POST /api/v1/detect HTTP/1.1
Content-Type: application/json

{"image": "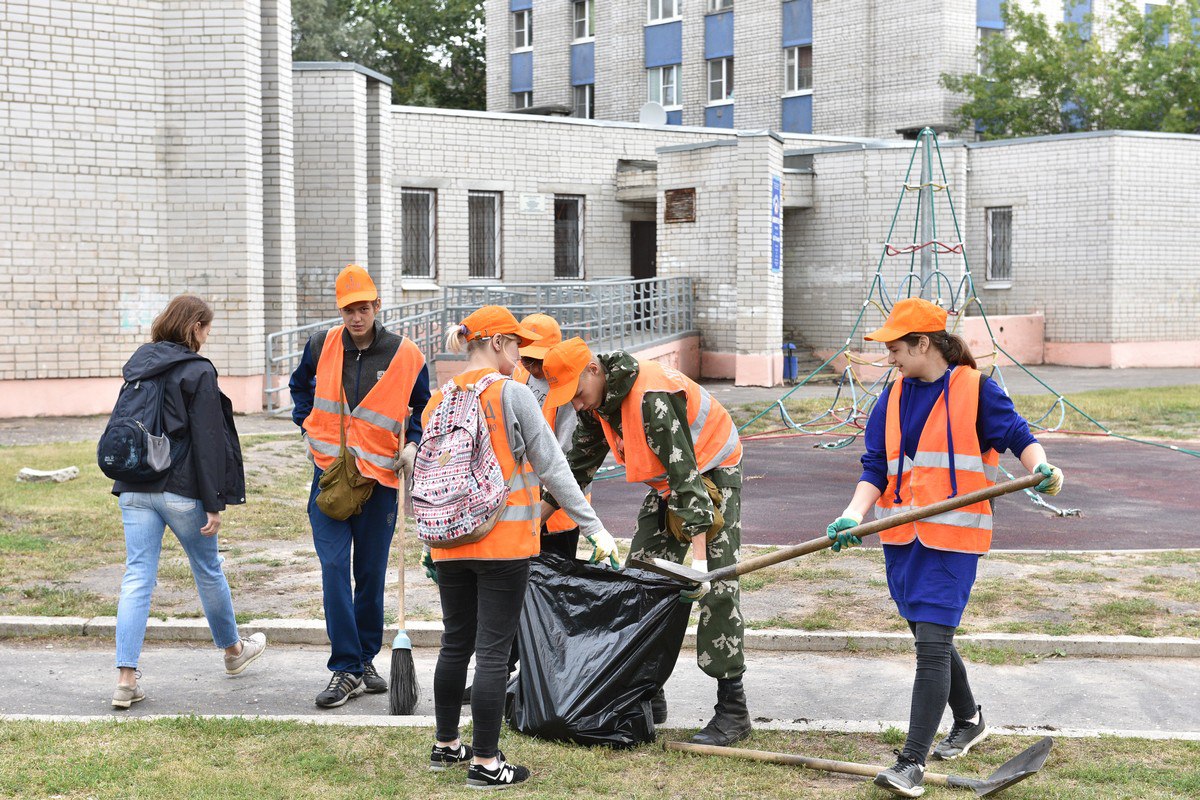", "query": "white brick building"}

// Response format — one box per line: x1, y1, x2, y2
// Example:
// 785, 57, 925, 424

0, 0, 1196, 418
